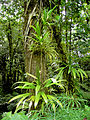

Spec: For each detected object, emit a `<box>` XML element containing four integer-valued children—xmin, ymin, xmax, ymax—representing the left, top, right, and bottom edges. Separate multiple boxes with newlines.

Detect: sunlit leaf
<box><xmin>56</xmin><ymin>100</ymin><xmax>63</xmax><ymax>108</ymax></box>
<box><xmin>34</xmin><ymin>92</ymin><xmax>41</xmax><ymax>108</ymax></box>
<box><xmin>52</xmin><ymin>103</ymin><xmax>56</xmax><ymax>111</ymax></box>
<box><xmin>35</xmin><ymin>85</ymin><xmax>40</xmax><ymax>95</ymax></box>
<box><xmin>26</xmin><ymin>73</ymin><xmax>37</xmax><ymax>79</ymax></box>
<box><xmin>41</xmin><ymin>92</ymin><xmax>48</xmax><ymax>103</ymax></box>
<box><xmin>41</xmin><ymin>102</ymin><xmax>45</xmax><ymax>114</ymax></box>
<box><xmin>28</xmin><ymin>101</ymin><xmax>33</xmax><ymax>111</ymax></box>
<box><xmin>8</xmin><ymin>93</ymin><xmax>31</xmax><ymax>103</ymax></box>
<box><xmin>16</xmin><ymin>96</ymin><xmax>27</xmax><ymax>108</ymax></box>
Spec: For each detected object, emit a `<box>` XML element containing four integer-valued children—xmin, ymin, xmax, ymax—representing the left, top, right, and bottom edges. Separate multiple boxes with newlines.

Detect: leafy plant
<box><xmin>57</xmin><ymin>94</ymin><xmax>87</xmax><ymax>109</ymax></box>
<box><xmin>56</xmin><ymin>63</ymin><xmax>88</xmax><ymax>80</ymax></box>
<box><xmin>55</xmin><ymin>63</ymin><xmax>88</xmax><ymax>93</ymax></box>
<box><xmin>29</xmin><ymin>21</ymin><xmax>57</xmax><ymax>61</ymax></box>
<box><xmin>41</xmin><ymin>5</ymin><xmax>57</xmax><ymax>26</ymax></box>
<box><xmin>85</xmin><ymin>105</ymin><xmax>90</xmax><ymax>111</ymax></box>
<box><xmin>1</xmin><ymin>111</ymin><xmax>28</xmax><ymax>120</ymax></box>
<box><xmin>43</xmin><ymin>108</ymin><xmax>90</xmax><ymax>120</ymax></box>
<box><xmin>8</xmin><ymin>71</ymin><xmax>63</xmax><ymax>113</ymax></box>
<box><xmin>2</xmin><ymin>108</ymin><xmax>90</xmax><ymax>120</ymax></box>
<box><xmin>27</xmin><ymin>110</ymin><xmax>45</xmax><ymax>120</ymax></box>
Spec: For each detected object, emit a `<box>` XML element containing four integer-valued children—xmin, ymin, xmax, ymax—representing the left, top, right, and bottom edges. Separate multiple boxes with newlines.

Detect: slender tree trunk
<box><xmin>65</xmin><ymin>0</ymin><xmax>68</xmax><ymax>52</ymax></box>
<box><xmin>2</xmin><ymin>56</ymin><xmax>6</xmax><ymax>92</ymax></box>
<box><xmin>68</xmin><ymin>17</ymin><xmax>73</xmax><ymax>94</ymax></box>
<box><xmin>8</xmin><ymin>22</ymin><xmax>13</xmax><ymax>81</ymax></box>
<box><xmin>13</xmin><ymin>58</ymin><xmax>16</xmax><ymax>83</ymax></box>
<box><xmin>6</xmin><ymin>22</ymin><xmax>13</xmax><ymax>93</ymax></box>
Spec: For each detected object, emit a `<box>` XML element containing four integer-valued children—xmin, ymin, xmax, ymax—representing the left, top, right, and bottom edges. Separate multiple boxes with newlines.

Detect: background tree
<box><xmin>0</xmin><ymin>0</ymin><xmax>25</xmax><ymax>93</ymax></box>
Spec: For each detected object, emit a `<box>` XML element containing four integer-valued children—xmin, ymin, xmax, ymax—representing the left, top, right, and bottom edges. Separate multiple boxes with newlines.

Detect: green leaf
<box><xmin>26</xmin><ymin>73</ymin><xmax>37</xmax><ymax>79</ymax></box>
<box><xmin>78</xmin><ymin>69</ymin><xmax>84</xmax><ymax>80</ymax></box>
<box><xmin>8</xmin><ymin>93</ymin><xmax>31</xmax><ymax>103</ymax></box>
<box><xmin>42</xmin><ymin>32</ymin><xmax>50</xmax><ymax>41</ymax></box>
<box><xmin>48</xmin><ymin>5</ymin><xmax>57</xmax><ymax>18</ymax></box>
<box><xmin>42</xmin><ymin>9</ymin><xmax>47</xmax><ymax>24</ymax></box>
<box><xmin>32</xmin><ymin>33</ymin><xmax>40</xmax><ymax>40</ymax></box>
<box><xmin>41</xmin><ymin>92</ymin><xmax>48</xmax><ymax>103</ymax></box>
<box><xmin>27</xmin><ymin>96</ymin><xmax>35</xmax><ymax>102</ymax></box>
<box><xmin>12</xmin><ymin>112</ymin><xmax>28</xmax><ymax>120</ymax></box>
<box><xmin>41</xmin><ymin>102</ymin><xmax>45</xmax><ymax>114</ymax></box>
<box><xmin>31</xmin><ymin>25</ymin><xmax>37</xmax><ymax>33</ymax></box>
<box><xmin>56</xmin><ymin>67</ymin><xmax>65</xmax><ymax>80</ymax></box>
<box><xmin>15</xmin><ymin>86</ymin><xmax>35</xmax><ymax>89</ymax></box>
<box><xmin>74</xmin><ymin>69</ymin><xmax>80</xmax><ymax>78</ymax></box>
<box><xmin>23</xmin><ymin>83</ymin><xmax>35</xmax><ymax>89</ymax></box>
<box><xmin>47</xmin><ymin>95</ymin><xmax>54</xmax><ymax>101</ymax></box>
<box><xmin>44</xmin><ymin>78</ymin><xmax>52</xmax><ymax>84</ymax></box>
<box><xmin>34</xmin><ymin>92</ymin><xmax>41</xmax><ymax>108</ymax></box>
<box><xmin>78</xmin><ymin>68</ymin><xmax>88</xmax><ymax>78</ymax></box>
<box><xmin>67</xmin><ymin>100</ymin><xmax>72</xmax><ymax>109</ymax></box>
<box><xmin>31</xmin><ymin>22</ymin><xmax>41</xmax><ymax>36</ymax></box>
<box><xmin>68</xmin><ymin>65</ymin><xmax>71</xmax><ymax>74</ymax></box>
<box><xmin>56</xmin><ymin>99</ymin><xmax>63</xmax><ymax>108</ymax></box>
<box><xmin>72</xmin><ymin>68</ymin><xmax>76</xmax><ymax>79</ymax></box>
<box><xmin>28</xmin><ymin>36</ymin><xmax>38</xmax><ymax>43</ymax></box>
<box><xmin>15</xmin><ymin>106</ymin><xmax>23</xmax><ymax>113</ymax></box>
<box><xmin>44</xmin><ymin>82</ymin><xmax>53</xmax><ymax>87</ymax></box>
<box><xmin>13</xmin><ymin>81</ymin><xmax>34</xmax><ymax>85</ymax></box>
<box><xmin>16</xmin><ymin>96</ymin><xmax>27</xmax><ymax>108</ymax></box>
<box><xmin>35</xmin><ymin>85</ymin><xmax>40</xmax><ymax>95</ymax></box>
<box><xmin>47</xmin><ymin>95</ymin><xmax>63</xmax><ymax>108</ymax></box>
<box><xmin>52</xmin><ymin>103</ymin><xmax>56</xmax><ymax>111</ymax></box>
<box><xmin>2</xmin><ymin>112</ymin><xmax>12</xmax><ymax>120</ymax></box>
<box><xmin>28</xmin><ymin>101</ymin><xmax>33</xmax><ymax>111</ymax></box>
<box><xmin>55</xmin><ymin>67</ymin><xmax>65</xmax><ymax>72</ymax></box>
<box><xmin>36</xmin><ymin>22</ymin><xmax>41</xmax><ymax>36</ymax></box>
<box><xmin>13</xmin><ymin>81</ymin><xmax>35</xmax><ymax>90</ymax></box>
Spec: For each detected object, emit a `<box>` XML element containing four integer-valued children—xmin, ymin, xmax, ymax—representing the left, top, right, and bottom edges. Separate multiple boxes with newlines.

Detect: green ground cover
<box><xmin>1</xmin><ymin>107</ymin><xmax>90</xmax><ymax>120</ymax></box>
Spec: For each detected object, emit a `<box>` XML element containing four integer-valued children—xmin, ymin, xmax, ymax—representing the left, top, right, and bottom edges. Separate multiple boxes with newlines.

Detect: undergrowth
<box><xmin>1</xmin><ymin>107</ymin><xmax>90</xmax><ymax>120</ymax></box>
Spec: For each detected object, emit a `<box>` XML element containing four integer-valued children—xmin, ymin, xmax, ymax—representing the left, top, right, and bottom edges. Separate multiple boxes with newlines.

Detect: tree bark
<box><xmin>24</xmin><ymin>0</ymin><xmax>47</xmax><ymax>82</ymax></box>
<box><xmin>6</xmin><ymin>22</ymin><xmax>13</xmax><ymax>93</ymax></box>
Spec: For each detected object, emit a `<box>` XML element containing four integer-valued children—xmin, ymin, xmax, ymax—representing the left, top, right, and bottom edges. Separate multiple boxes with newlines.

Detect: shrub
<box><xmin>1</xmin><ymin>111</ymin><xmax>28</xmax><ymax>120</ymax></box>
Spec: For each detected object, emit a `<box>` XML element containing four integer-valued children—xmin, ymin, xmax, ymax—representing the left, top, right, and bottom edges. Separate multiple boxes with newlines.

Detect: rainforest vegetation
<box><xmin>0</xmin><ymin>0</ymin><xmax>90</xmax><ymax>120</ymax></box>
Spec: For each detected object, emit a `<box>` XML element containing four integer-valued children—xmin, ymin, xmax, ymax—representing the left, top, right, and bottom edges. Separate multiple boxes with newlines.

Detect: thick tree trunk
<box><xmin>24</xmin><ymin>0</ymin><xmax>47</xmax><ymax>82</ymax></box>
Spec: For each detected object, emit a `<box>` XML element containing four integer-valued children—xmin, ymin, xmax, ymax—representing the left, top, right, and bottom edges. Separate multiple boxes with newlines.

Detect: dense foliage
<box><xmin>0</xmin><ymin>0</ymin><xmax>89</xmax><ymax>119</ymax></box>
<box><xmin>1</xmin><ymin>107</ymin><xmax>90</xmax><ymax>120</ymax></box>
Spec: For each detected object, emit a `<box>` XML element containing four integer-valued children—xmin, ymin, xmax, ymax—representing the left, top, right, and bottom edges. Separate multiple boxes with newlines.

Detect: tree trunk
<box><xmin>24</xmin><ymin>0</ymin><xmax>47</xmax><ymax>82</ymax></box>
<box><xmin>6</xmin><ymin>22</ymin><xmax>13</xmax><ymax>93</ymax></box>
<box><xmin>2</xmin><ymin>56</ymin><xmax>6</xmax><ymax>92</ymax></box>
